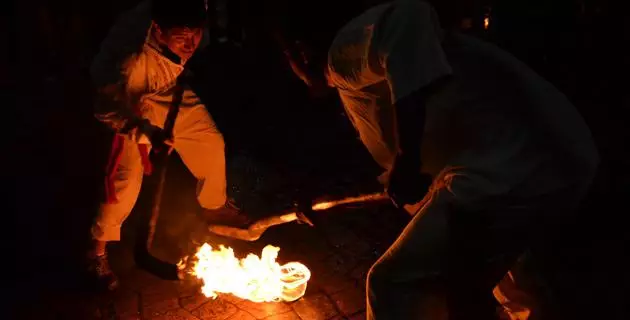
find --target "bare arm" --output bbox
[383,1,451,163]
[394,76,451,166]
[381,1,452,206]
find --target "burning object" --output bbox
[185,193,389,302]
[186,243,311,302]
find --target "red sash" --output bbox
[104,133,153,204]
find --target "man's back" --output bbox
[327,0,598,200]
[435,33,598,196]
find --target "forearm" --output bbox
[394,75,451,164]
[394,90,427,165]
[95,111,145,134]
[93,83,145,135]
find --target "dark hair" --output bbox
[151,0,207,30]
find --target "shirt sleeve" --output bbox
[90,0,152,133]
[379,1,452,104]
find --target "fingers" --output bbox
[164,139,174,155]
[149,139,174,156]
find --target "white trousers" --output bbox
[339,82,596,319]
[92,88,227,241]
[366,168,591,320]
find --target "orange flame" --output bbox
[311,201,334,210]
[311,193,388,211]
[188,244,311,302]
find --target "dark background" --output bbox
[7,0,629,318]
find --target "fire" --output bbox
[311,201,334,210]
[312,193,388,211]
[188,243,311,303]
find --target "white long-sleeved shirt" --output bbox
[327,0,598,199]
[90,0,208,135]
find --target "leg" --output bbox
[367,185,451,320]
[89,137,144,290]
[492,181,595,320]
[448,184,590,320]
[366,168,545,320]
[172,92,227,209]
[92,137,144,242]
[446,201,530,320]
[493,257,539,320]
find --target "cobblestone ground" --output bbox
[21,147,410,320]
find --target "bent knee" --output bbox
[367,262,393,293]
[367,259,443,292]
[182,131,226,151]
[206,132,225,150]
[367,260,447,318]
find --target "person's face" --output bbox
[155,25,203,62]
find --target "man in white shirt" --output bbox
[88,0,249,290]
[284,0,599,318]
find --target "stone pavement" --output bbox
[21,147,410,320]
[27,201,408,320]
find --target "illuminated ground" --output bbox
[22,148,409,319]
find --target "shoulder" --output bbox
[330,3,391,51]
[90,1,153,87]
[327,4,404,92]
[328,4,393,87]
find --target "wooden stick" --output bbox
[208,192,388,241]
